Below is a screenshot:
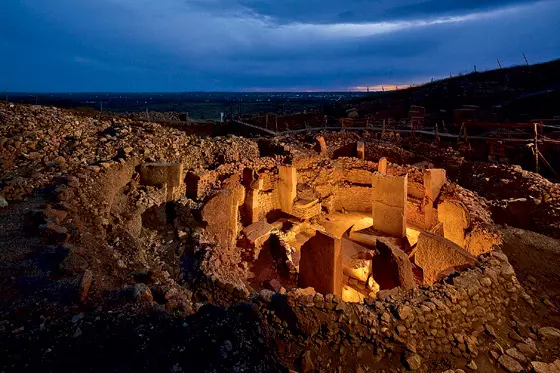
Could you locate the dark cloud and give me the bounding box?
[236,0,544,24]
[0,0,558,91]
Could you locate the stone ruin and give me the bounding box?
[140,140,504,305]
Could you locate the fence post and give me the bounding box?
[533,123,539,173]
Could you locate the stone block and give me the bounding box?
[357,141,365,160]
[201,190,238,249]
[279,165,297,214]
[378,157,388,174]
[415,231,477,284]
[372,172,407,237]
[299,231,343,297]
[242,220,274,252]
[438,200,470,247]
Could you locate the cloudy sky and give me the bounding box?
[1,0,559,92]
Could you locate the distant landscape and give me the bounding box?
[5,92,371,120]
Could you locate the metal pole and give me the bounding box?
[523,53,529,67]
[5,88,8,103]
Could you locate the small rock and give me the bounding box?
[485,325,497,338]
[509,330,524,342]
[224,340,233,352]
[489,350,500,360]
[133,283,153,302]
[60,252,89,274]
[505,348,527,363]
[0,197,7,208]
[300,351,314,373]
[467,360,477,370]
[539,327,560,341]
[498,355,524,373]
[530,360,560,373]
[404,353,422,370]
[397,305,413,320]
[78,269,93,303]
[259,289,275,303]
[72,327,82,338]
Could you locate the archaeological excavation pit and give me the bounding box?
[172,140,503,304]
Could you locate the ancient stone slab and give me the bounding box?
[314,136,327,155]
[424,169,446,201]
[424,169,446,229]
[376,238,416,288]
[299,231,343,297]
[243,220,274,243]
[438,199,470,247]
[356,141,365,160]
[201,190,238,249]
[372,172,407,238]
[279,165,297,214]
[415,231,477,284]
[465,226,502,256]
[378,157,388,174]
[244,188,260,224]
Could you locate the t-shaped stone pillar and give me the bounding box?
[299,231,343,297]
[357,141,365,160]
[423,169,446,229]
[378,157,388,174]
[371,172,408,237]
[279,165,297,214]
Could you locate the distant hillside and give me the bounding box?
[330,58,560,123]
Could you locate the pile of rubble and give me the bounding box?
[0,102,257,201]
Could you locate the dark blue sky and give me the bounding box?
[1,0,559,92]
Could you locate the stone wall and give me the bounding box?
[334,185,372,212]
[258,251,526,372]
